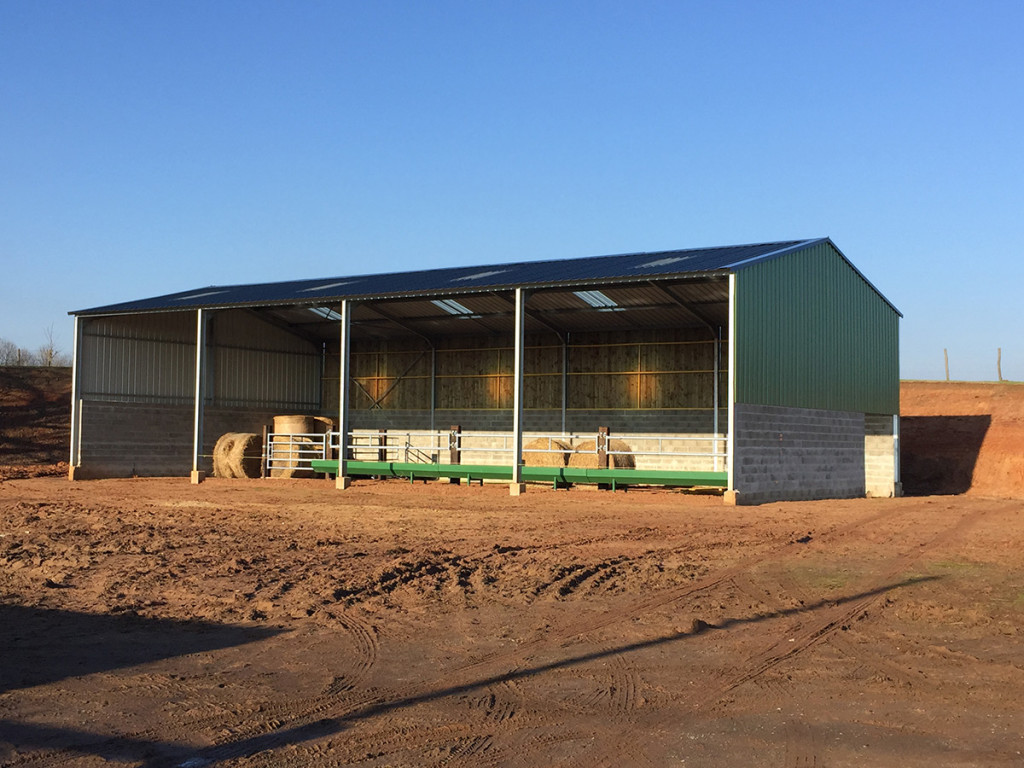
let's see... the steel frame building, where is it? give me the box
[69,238,901,504]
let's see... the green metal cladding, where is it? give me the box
[735,240,900,414]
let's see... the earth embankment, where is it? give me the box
[901,380,1024,497]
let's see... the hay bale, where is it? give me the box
[213,432,262,478]
[271,415,317,478]
[273,415,316,434]
[312,416,336,433]
[568,439,636,469]
[227,432,262,478]
[270,436,316,478]
[213,433,238,478]
[522,437,571,466]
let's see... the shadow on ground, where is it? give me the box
[901,415,990,495]
[0,604,284,693]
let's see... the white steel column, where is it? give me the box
[726,274,737,498]
[510,288,527,495]
[191,309,208,484]
[336,299,353,489]
[68,315,83,479]
[713,327,721,472]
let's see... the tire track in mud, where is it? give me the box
[532,556,630,600]
[318,612,379,695]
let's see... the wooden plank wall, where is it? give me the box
[322,328,727,412]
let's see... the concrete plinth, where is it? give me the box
[190,470,205,485]
[509,482,527,496]
[336,475,352,490]
[68,466,82,481]
[723,490,739,506]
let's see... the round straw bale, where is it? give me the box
[271,415,317,478]
[522,437,571,467]
[214,433,263,478]
[213,433,238,478]
[313,416,336,433]
[273,415,316,434]
[568,439,636,469]
[270,435,316,478]
[226,432,262,478]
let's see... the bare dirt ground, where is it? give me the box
[1,372,1023,766]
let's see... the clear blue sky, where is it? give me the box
[2,1,1021,380]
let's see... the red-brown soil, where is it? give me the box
[1,479,1023,766]
[1,372,1023,766]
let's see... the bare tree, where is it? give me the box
[37,324,58,367]
[0,337,18,365]
[0,335,18,366]
[0,336,42,366]
[15,347,36,366]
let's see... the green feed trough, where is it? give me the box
[310,459,727,489]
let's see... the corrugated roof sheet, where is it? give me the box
[72,239,817,316]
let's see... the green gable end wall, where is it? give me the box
[734,241,899,415]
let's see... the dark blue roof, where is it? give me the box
[73,239,818,316]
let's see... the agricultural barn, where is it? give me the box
[68,238,901,504]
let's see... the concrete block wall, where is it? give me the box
[731,403,865,504]
[345,409,726,472]
[78,402,193,478]
[77,401,290,478]
[348,430,723,472]
[346,409,729,475]
[76,402,726,478]
[865,413,901,497]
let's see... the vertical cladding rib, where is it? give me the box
[734,241,899,414]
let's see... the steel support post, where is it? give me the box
[191,309,208,484]
[68,316,83,479]
[713,326,721,472]
[725,274,737,502]
[337,299,353,489]
[510,288,527,495]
